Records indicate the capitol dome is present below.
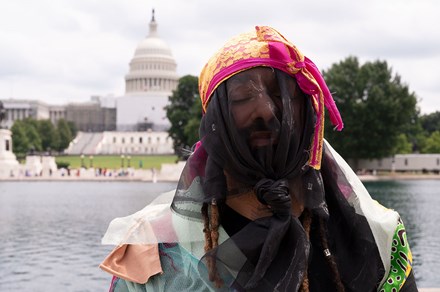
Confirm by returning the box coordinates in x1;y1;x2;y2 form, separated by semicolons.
125;11;178;94
134;35;172;56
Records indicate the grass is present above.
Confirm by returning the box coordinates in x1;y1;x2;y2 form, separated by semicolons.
55;155;178;169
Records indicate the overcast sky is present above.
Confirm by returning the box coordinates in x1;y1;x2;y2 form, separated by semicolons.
0;0;439;114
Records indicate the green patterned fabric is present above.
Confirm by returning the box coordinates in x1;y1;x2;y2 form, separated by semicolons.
380;218;413;292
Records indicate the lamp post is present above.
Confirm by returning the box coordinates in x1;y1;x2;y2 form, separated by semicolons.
89;155;93;168
80;154;85;168
121;155;125;168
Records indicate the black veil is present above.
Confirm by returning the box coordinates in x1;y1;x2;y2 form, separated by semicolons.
171;69;330;290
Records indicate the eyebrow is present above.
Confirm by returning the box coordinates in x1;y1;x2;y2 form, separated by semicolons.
228;73;251;84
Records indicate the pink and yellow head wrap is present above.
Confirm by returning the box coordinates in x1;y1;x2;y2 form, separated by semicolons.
199;26;343;169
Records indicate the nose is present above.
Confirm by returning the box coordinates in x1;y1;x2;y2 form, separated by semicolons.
251;93;279;124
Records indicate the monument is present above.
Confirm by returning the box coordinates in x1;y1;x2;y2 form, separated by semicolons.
116;9;178;131
0;101;19;178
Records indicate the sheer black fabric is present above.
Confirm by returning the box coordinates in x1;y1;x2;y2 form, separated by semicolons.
200;70;315;197
309;145;385;291
170;69;387;291
171;70;324;290
206;70;319;290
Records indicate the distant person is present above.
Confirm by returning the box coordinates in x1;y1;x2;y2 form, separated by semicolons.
101;26;417;291
150;168;157;183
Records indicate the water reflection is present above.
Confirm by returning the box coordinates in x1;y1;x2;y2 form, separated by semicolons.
364;180;440;286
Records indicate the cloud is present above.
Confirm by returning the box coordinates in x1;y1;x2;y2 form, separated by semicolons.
0;0;438;113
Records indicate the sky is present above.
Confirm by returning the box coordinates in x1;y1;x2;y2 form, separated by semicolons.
0;0;439;114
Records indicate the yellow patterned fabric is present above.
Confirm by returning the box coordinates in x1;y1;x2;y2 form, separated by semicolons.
198;26;343;170
199;26;305;112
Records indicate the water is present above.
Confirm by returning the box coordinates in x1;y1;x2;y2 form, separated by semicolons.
364;179;440;287
0;180;438;291
0;181;176;292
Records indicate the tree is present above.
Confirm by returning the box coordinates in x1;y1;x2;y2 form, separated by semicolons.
323;56;418;160
25;123;42;152
21;118;42;152
67;121;78;138
56;119;73;152
421;131;440;153
420;111;440;134
392;133;412;154
10;120;29;154
183;97;202;148
165;75;200;158
38;119;57;151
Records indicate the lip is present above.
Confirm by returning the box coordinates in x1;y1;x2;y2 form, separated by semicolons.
249;131;277;147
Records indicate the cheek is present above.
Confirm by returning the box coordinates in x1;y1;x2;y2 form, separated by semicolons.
290;97;305;126
231;104;253;129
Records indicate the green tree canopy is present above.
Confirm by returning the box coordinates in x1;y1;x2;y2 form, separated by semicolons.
421;131;440;153
56;119;73;151
67;121;78;138
392;133;413;154
165;75;200;159
183;97;202;148
11;120;29;154
10;118;75;155
323;56;418;160
420;111;440;134
16;118;42;152
23;119;42;152
38;119;58;151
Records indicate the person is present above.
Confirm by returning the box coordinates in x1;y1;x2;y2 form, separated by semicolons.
100;26;417;291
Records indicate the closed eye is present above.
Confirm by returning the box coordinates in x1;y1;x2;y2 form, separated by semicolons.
230;95;254;104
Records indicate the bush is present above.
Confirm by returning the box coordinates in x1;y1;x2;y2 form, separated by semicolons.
56;161;70;169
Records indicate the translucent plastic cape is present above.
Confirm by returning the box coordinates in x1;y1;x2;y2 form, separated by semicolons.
102;141;399;290
103;69;398;290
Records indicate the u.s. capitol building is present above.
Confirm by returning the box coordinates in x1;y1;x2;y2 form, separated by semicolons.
1;11;178;155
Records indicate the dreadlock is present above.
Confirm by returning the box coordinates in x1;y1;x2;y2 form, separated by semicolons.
318;216;345;292
201;200;223;288
300;209;312;292
203;200;346;291
299;209;345;292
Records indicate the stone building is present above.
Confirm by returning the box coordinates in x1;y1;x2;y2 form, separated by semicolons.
49;105;67;125
65;130;173;155
65;96;116;132
0;99;50;129
0;97;116;132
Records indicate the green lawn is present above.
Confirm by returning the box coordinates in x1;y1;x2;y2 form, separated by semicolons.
55;155;178;169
